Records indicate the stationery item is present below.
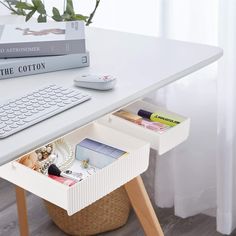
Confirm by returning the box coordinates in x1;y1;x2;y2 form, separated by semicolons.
74;74;117;90
140;119;170;132
0;84;91;139
138;109;180;127
113;110;142;124
48;175;77;186
0;21;86;58
48;164;82;182
0;52;89;80
76;138;127;169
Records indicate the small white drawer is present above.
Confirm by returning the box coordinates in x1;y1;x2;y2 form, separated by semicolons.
98;100;190;155
0;122;150;216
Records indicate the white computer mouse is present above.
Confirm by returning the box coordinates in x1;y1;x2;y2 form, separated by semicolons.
74;74;116;90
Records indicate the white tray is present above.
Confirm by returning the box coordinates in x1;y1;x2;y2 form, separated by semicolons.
0;122;150;216
98;100;190;155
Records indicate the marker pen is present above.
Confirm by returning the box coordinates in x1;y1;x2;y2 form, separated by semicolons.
138;109;180;127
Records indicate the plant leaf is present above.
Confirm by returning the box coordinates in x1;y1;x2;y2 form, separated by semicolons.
62;13;72;21
75;14;89;21
52;7;63;21
65;0;74;15
15;2;35;10
25;9;36;21
16;8;26;16
32;0;46;14
37;14;47;22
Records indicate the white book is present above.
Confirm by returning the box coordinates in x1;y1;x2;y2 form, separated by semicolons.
0;52;89;79
0;21;86;58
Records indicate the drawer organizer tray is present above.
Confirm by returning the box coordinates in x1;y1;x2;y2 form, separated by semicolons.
0;122;150;216
99;100;190;155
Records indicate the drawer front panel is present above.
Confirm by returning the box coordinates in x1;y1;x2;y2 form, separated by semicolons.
67;147;149;215
0;161;69;209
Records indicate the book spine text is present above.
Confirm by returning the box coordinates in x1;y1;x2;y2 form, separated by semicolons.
0;52;89;79
0;39;86;58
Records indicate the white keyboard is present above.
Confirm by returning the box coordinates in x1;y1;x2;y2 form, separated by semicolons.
0;84;91;138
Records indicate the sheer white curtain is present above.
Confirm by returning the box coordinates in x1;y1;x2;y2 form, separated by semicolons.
154;0;236;234
217;1;236;234
154;0;218;216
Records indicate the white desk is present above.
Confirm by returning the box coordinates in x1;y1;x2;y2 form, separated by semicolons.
0;28;222;165
0;28;222;236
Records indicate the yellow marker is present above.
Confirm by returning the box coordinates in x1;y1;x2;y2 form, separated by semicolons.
138;109;180;127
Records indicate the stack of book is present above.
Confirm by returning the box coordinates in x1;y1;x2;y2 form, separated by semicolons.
0;20;89;79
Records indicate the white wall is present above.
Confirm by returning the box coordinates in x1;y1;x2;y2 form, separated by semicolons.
0;1;160;36
75;0;160;36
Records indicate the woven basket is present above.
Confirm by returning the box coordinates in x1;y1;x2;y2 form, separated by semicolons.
44;187;131;236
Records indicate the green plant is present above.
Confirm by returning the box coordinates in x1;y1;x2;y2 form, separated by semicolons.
0;0;100;25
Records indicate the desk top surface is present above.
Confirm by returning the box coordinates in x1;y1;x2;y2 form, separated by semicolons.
0;27;222;165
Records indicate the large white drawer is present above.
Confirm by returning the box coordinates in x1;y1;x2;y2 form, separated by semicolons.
98;100;190;155
0;122;150;216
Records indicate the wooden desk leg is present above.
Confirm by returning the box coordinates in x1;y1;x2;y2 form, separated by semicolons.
15;186;29;236
125;176;164;236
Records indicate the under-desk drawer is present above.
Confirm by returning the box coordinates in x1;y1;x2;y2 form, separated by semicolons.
98;100;190;155
0;122;150;216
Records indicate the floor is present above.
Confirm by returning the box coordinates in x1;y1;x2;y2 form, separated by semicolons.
0;152;232;236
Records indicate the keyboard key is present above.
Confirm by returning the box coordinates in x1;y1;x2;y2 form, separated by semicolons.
49;101;56;105
12;117;20;122
4;126;11;131
6;120;13;125
14;111;21;116
36;107;44;111
12;107;20;111
7;114;15;118
6;110;14;114
43;104;51;108
1;117;8;121
38;101;46;105
10;124;18;128
17;120;25;126
63;100;71;104
25;112;32;116
0;122;6;129
22;98;28;102
0;130;5;135
3;106;10;110
15;100;23;105
9;103;15;108
18;104;26;109
21;109;28;113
